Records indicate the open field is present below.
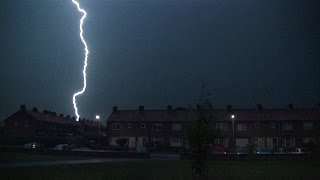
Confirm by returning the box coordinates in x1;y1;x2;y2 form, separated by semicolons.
0;151;93;163
1;155;320;180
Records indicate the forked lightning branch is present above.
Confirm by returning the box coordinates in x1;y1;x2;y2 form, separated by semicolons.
71;0;89;121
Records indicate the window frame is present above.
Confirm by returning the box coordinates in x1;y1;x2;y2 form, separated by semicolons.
254;122;259;128
172;123;182;131
269;122;275;128
303;122;313;131
141;123;145;128
237;123;247;131
112;123;121;130
216;122;226;131
153;123;162;131
282;122;293;131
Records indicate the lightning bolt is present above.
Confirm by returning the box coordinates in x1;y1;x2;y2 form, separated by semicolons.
71;0;89;121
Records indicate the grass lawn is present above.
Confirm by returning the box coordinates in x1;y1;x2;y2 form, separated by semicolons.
0;151;92;163
1;158;320;180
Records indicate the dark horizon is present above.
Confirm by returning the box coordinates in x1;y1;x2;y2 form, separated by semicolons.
1;0;320;121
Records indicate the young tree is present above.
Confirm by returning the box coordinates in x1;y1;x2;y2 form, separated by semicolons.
186;100;218;179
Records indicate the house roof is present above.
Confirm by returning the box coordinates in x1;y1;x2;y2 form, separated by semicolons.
25;110;82;126
107;108;320;122
79;119;106;129
0;120;4;127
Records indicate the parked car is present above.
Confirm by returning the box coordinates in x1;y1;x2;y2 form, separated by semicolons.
136;146;148;153
236;147;250;155
211;144;227;154
52;144;71;151
255;147;272;154
274;147;294;154
293;148;311;154
24;142;41;149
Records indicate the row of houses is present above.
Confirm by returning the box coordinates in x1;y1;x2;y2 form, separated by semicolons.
1;104;320;151
107;105;320;151
1;105;106;147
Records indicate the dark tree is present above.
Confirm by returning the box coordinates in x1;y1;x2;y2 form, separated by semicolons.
186;100;218;179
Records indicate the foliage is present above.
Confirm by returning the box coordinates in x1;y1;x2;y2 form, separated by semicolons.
186;101;218;179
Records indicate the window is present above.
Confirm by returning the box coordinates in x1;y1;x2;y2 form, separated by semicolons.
172;123;182;131
255;122;259;128
153;123;162;131
216;123;226;131
303;137;316;145
153;137;163;143
141;123;145;128
110;137;120;145
237;123;247;131
282;137;295;147
170;137;183;147
112;123;121;130
215;138;220;144
303;122;313;130
269;122;275;128
127;123;131;128
282;122;293;131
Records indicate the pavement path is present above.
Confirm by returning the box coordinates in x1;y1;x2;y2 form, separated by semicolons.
0;158;141;168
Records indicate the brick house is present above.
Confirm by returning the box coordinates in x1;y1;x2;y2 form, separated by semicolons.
1;105;105;146
79;118;107;147
107;105;320;151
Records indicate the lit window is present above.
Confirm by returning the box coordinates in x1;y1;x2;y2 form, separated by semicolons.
303;122;313;130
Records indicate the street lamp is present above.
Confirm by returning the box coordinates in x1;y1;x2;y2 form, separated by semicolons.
96;115;100;148
231;114;235;153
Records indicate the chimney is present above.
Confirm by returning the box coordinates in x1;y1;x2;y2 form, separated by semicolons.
288;104;294;110
227;105;232;111
139;105;144;111
113;106;118;112
257;104;263;110
67;115;70;119
59;114;64;117
32;107;38;112
20;104;26;111
43;110;48;114
167;105;173;111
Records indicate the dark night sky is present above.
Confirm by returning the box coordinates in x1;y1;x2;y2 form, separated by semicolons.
0;0;319;122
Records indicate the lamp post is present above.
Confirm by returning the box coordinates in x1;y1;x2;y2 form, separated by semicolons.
96;115;100;148
231;114;235;153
